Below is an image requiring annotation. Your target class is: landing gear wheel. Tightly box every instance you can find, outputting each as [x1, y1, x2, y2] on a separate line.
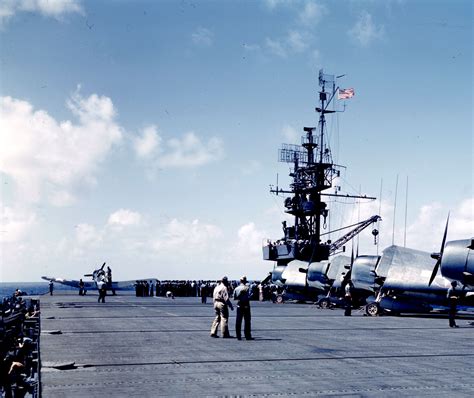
[366, 302, 380, 316]
[275, 294, 284, 304]
[318, 298, 331, 309]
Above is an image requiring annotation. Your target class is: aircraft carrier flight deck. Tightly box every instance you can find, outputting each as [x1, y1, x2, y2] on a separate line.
[40, 292, 474, 397]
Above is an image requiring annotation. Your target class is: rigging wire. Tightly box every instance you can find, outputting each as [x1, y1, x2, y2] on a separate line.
[357, 185, 361, 249]
[404, 176, 409, 248]
[392, 174, 399, 246]
[377, 178, 383, 256]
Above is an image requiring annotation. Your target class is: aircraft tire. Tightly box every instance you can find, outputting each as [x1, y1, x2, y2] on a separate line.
[366, 302, 379, 316]
[275, 294, 284, 304]
[318, 298, 331, 309]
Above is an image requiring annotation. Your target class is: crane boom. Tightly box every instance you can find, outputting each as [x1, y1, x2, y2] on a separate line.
[329, 215, 381, 254]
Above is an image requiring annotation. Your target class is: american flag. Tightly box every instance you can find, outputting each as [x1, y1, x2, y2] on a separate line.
[338, 88, 355, 100]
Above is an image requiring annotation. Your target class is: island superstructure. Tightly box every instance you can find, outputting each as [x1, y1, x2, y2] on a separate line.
[262, 70, 381, 287]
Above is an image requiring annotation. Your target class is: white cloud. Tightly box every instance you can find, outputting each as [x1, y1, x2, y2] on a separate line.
[0, 0, 83, 26]
[222, 222, 270, 269]
[405, 198, 474, 251]
[263, 0, 291, 9]
[265, 30, 311, 58]
[191, 27, 214, 47]
[282, 124, 299, 143]
[262, 0, 327, 28]
[0, 89, 123, 204]
[75, 223, 102, 247]
[286, 30, 308, 52]
[152, 218, 222, 253]
[133, 128, 222, 170]
[0, 206, 36, 243]
[49, 190, 76, 207]
[265, 37, 287, 58]
[299, 1, 327, 26]
[108, 209, 142, 227]
[242, 43, 261, 52]
[235, 222, 267, 256]
[451, 198, 474, 237]
[333, 196, 473, 256]
[67, 88, 116, 122]
[133, 125, 161, 158]
[158, 132, 223, 168]
[348, 10, 385, 47]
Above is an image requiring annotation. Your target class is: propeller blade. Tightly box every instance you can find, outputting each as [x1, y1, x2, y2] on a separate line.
[439, 214, 450, 258]
[428, 214, 450, 286]
[428, 258, 441, 286]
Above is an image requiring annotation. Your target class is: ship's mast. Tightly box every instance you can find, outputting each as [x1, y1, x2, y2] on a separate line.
[267, 70, 376, 263]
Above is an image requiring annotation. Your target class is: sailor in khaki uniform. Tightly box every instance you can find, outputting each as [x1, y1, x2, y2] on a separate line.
[234, 276, 253, 340]
[210, 276, 234, 338]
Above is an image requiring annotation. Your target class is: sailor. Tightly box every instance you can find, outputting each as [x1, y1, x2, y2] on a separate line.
[107, 266, 112, 287]
[344, 281, 353, 316]
[234, 276, 253, 340]
[97, 279, 106, 303]
[144, 280, 149, 297]
[49, 281, 54, 296]
[210, 276, 234, 338]
[200, 282, 208, 304]
[447, 281, 459, 328]
[258, 283, 264, 301]
[106, 266, 116, 295]
[79, 279, 85, 296]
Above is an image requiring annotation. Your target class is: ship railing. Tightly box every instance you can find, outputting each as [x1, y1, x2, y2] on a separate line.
[263, 239, 311, 261]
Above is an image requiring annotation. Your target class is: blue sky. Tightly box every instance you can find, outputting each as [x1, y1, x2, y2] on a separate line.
[0, 0, 472, 282]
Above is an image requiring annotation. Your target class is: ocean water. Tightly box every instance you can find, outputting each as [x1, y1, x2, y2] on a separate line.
[1, 282, 77, 299]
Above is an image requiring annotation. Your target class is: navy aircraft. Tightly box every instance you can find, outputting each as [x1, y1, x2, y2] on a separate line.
[320, 254, 380, 309]
[271, 255, 351, 303]
[362, 242, 474, 316]
[428, 217, 474, 288]
[273, 239, 474, 316]
[364, 245, 449, 315]
[363, 217, 474, 315]
[430, 238, 474, 287]
[41, 262, 158, 293]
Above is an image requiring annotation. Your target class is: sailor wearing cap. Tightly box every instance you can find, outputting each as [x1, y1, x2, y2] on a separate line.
[210, 276, 234, 338]
[447, 280, 459, 328]
[233, 276, 254, 340]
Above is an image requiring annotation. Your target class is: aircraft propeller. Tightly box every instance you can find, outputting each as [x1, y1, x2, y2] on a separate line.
[84, 262, 106, 278]
[428, 214, 449, 286]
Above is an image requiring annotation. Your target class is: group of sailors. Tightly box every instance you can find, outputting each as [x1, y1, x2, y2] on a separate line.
[134, 280, 217, 298]
[134, 280, 155, 297]
[1, 294, 40, 397]
[132, 279, 279, 302]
